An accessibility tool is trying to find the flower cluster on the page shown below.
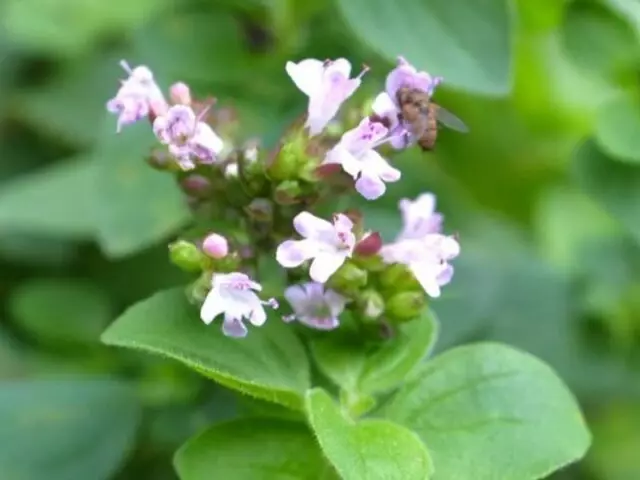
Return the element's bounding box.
[107,55,459,338]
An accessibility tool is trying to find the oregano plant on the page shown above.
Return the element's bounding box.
[100,56,591,479]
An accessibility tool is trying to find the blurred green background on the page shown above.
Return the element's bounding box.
[0,0,639,478]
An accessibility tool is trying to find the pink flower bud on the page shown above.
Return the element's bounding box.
[170,82,192,105]
[202,233,229,259]
[180,174,211,196]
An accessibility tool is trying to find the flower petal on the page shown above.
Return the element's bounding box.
[325,58,352,79]
[222,316,248,337]
[276,239,317,268]
[298,315,340,330]
[286,59,324,96]
[284,284,310,312]
[293,211,334,239]
[410,261,442,298]
[200,289,225,324]
[249,302,267,326]
[355,172,387,200]
[372,92,399,118]
[309,252,347,283]
[325,289,348,317]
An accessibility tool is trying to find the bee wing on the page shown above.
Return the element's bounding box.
[436,106,469,133]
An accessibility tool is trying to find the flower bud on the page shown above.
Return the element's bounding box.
[169,240,206,272]
[358,289,385,322]
[379,263,420,294]
[268,122,308,181]
[327,262,368,295]
[202,233,229,259]
[354,232,382,257]
[245,198,273,222]
[274,180,302,205]
[169,82,192,105]
[180,174,211,197]
[224,162,239,178]
[385,291,426,322]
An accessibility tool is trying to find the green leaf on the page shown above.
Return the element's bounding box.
[0,158,97,238]
[311,311,437,397]
[335,0,512,94]
[382,343,591,480]
[595,94,640,164]
[9,278,112,345]
[0,378,140,480]
[93,119,190,258]
[175,418,329,480]
[2,0,167,55]
[101,288,310,409]
[572,138,640,244]
[305,388,434,480]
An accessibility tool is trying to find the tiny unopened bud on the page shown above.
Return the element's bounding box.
[170,82,192,105]
[180,174,211,197]
[358,289,385,322]
[202,233,229,259]
[274,180,302,205]
[245,198,273,222]
[385,291,426,322]
[225,162,239,178]
[169,240,206,272]
[380,263,420,294]
[327,262,368,295]
[354,232,382,257]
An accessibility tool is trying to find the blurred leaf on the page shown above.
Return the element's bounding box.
[596,94,640,164]
[335,0,512,94]
[15,55,123,147]
[2,0,167,55]
[0,158,96,238]
[534,185,621,274]
[0,378,140,480]
[311,311,437,396]
[102,288,310,409]
[93,119,190,258]
[0,234,77,266]
[572,138,640,244]
[382,343,591,480]
[305,388,434,480]
[587,403,640,480]
[604,0,640,41]
[175,418,328,480]
[561,2,639,80]
[9,278,112,345]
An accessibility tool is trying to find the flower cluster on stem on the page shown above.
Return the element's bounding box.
[107,55,460,338]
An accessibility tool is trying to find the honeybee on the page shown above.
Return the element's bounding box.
[396,87,468,151]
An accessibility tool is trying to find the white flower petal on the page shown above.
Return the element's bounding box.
[284,284,310,312]
[200,289,225,324]
[286,59,324,96]
[249,302,267,326]
[293,212,334,239]
[193,123,224,155]
[309,252,347,283]
[355,172,387,200]
[222,316,248,337]
[411,261,442,298]
[325,58,352,78]
[276,239,317,268]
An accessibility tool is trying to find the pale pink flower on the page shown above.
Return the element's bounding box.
[276,212,355,283]
[324,118,401,200]
[397,193,443,240]
[284,282,347,330]
[286,58,367,136]
[106,60,167,132]
[202,233,229,259]
[153,105,224,170]
[200,272,278,338]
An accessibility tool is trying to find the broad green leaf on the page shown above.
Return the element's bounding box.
[311,312,437,397]
[93,119,190,258]
[2,0,167,56]
[0,158,96,238]
[305,389,434,480]
[335,0,512,94]
[175,418,329,480]
[15,55,125,147]
[101,288,310,409]
[383,343,591,480]
[561,3,639,80]
[9,278,112,345]
[595,94,640,164]
[572,138,640,244]
[0,378,140,480]
[604,0,640,41]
